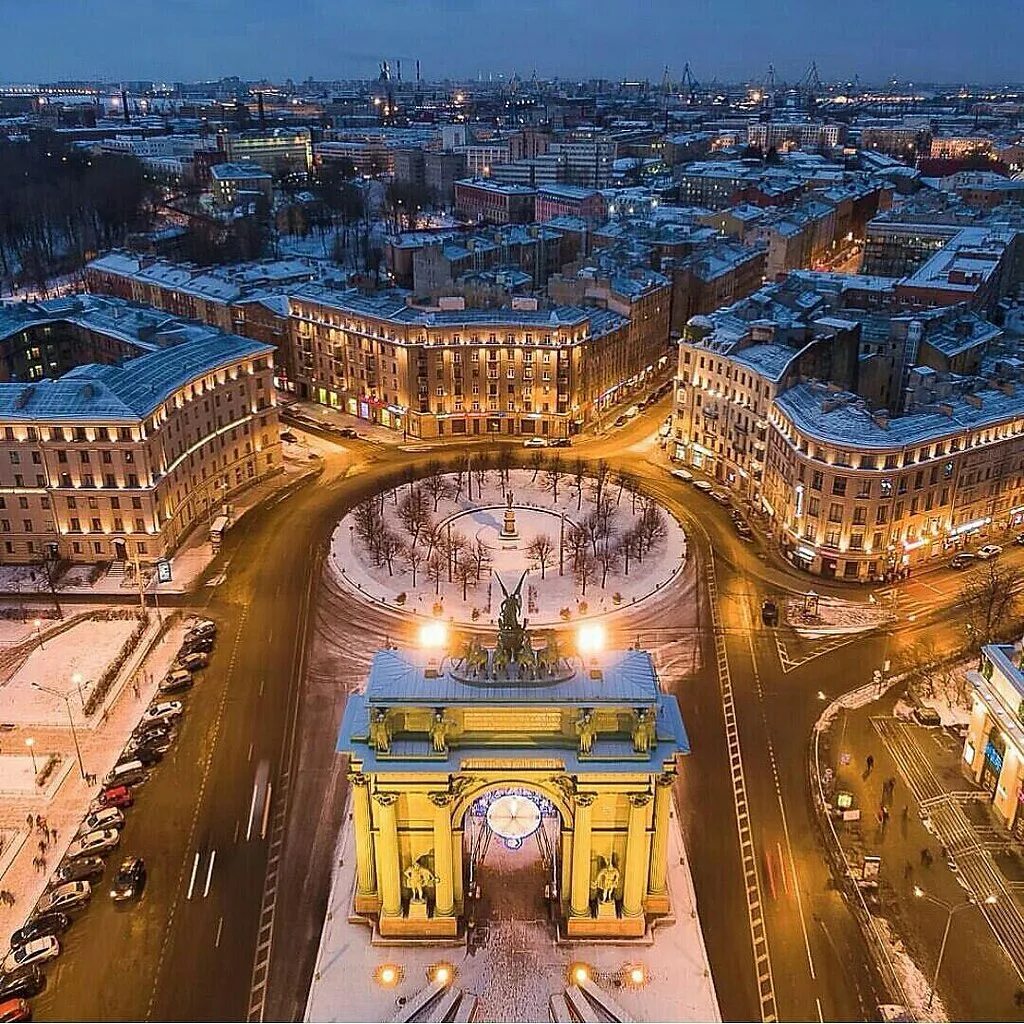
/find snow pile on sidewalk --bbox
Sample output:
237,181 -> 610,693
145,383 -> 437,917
873,916 -> 948,1022
786,595 -> 890,637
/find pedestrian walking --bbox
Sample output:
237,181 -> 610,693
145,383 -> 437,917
25,813 -> 32,829
50,827 -> 57,843
904,862 -> 914,881
901,806 -> 909,822
866,754 -> 875,773
37,838 -> 46,855
920,847 -> 930,866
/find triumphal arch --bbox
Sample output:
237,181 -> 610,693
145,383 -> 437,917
337,580 -> 690,940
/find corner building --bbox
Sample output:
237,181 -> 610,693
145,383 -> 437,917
0,296 -> 280,565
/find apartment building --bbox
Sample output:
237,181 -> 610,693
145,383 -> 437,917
210,163 -> 273,207
0,296 -> 280,566
454,179 -> 537,225
224,127 -> 312,174
286,287 -> 665,439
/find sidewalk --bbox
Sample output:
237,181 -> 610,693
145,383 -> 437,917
817,683 -> 1024,1021
305,794 -> 719,1023
0,614 -> 190,946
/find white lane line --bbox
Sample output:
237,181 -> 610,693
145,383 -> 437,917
186,851 -> 200,900
258,678 -> 265,697
203,849 -> 216,898
234,820 -> 240,844
246,780 -> 259,841
816,997 -> 824,1022
248,741 -> 254,763
215,916 -> 224,948
260,781 -> 273,841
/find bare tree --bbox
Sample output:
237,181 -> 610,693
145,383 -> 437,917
353,498 -> 385,561
423,461 -> 451,512
403,543 -> 424,588
527,533 -> 556,580
377,529 -> 403,577
451,461 -> 467,502
589,459 -> 612,510
575,551 -> 597,597
637,499 -> 667,559
566,524 -> 590,573
397,486 -> 432,548
617,470 -> 638,510
472,463 -> 488,498
620,524 -> 641,576
542,454 -> 566,504
495,447 -> 515,496
598,541 -> 621,588
471,537 -> 492,580
454,557 -> 479,600
427,551 -> 446,595
528,448 -> 547,481
960,561 -> 1022,646
571,457 -> 587,511
442,527 -> 469,583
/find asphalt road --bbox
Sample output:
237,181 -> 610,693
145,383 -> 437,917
12,399 -> 999,1022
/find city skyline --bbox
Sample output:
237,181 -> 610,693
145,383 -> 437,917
3,0 -> 1024,86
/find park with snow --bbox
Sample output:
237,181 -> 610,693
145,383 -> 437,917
330,460 -> 688,627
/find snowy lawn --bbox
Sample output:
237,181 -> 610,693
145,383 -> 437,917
1,618 -> 138,726
331,467 -> 687,626
0,754 -> 64,797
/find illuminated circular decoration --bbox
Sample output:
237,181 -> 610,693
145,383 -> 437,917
485,792 -> 542,842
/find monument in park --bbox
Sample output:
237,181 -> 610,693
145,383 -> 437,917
337,574 -> 690,940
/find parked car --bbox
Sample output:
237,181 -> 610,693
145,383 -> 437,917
110,857 -> 147,902
977,544 -> 1003,561
693,480 -> 713,494
53,857 -> 104,885
761,599 -> 779,627
1,937 -> 59,974
179,636 -> 215,656
35,882 -> 90,917
339,427 -> 358,438
949,552 -> 978,570
128,731 -> 173,756
0,998 -> 30,1022
522,436 -> 548,448
141,702 -> 183,725
10,913 -> 70,947
613,414 -> 628,428
102,761 -> 146,789
550,438 -> 571,448
133,719 -> 174,743
279,431 -> 298,443
77,808 -> 124,836
0,967 -> 45,1002
66,829 -> 120,860
178,652 -> 209,672
734,520 -> 754,540
670,468 -> 693,482
185,621 -> 216,641
93,785 -> 133,810
912,706 -> 943,728
158,672 -> 193,696
125,744 -> 164,767
710,491 -> 731,506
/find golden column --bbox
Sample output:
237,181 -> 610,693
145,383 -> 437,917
373,791 -> 402,920
349,772 -> 378,912
647,773 -> 675,913
569,792 -> 596,918
622,792 -> 652,919
429,792 -> 455,918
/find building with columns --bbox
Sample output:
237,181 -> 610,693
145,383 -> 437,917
963,644 -> 1024,840
337,635 -> 689,940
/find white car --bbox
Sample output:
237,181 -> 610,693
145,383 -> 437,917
142,701 -> 183,724
522,437 -> 548,448
2,935 -> 60,973
693,480 -> 713,493
77,808 -> 124,836
66,828 -> 120,860
36,880 -> 91,915
977,544 -> 1003,561
671,468 -> 694,482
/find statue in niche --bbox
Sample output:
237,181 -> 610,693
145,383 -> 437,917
429,709 -> 449,753
368,708 -> 390,752
404,859 -> 439,903
594,860 -> 620,903
632,707 -> 656,753
575,709 -> 597,755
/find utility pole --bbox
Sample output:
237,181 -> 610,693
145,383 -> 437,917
33,683 -> 87,780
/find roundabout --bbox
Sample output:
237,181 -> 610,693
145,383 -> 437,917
329,466 -> 690,627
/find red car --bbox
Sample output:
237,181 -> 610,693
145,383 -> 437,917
0,998 -> 31,1022
95,785 -> 133,809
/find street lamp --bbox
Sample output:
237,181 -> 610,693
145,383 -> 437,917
32,682 -> 87,781
912,886 -> 997,1009
33,618 -> 44,650
25,737 -> 37,775
71,671 -> 86,708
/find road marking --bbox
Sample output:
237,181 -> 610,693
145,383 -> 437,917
816,996 -> 824,1022
745,626 -> 817,983
258,678 -> 265,697
261,781 -> 273,840
203,849 -> 216,898
247,741 -> 253,762
215,916 -> 224,948
246,780 -> 259,841
234,820 -> 240,844
705,555 -> 778,1024
186,851 -> 200,900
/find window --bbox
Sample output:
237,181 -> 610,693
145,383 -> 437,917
811,470 -> 823,491
832,477 -> 847,496
828,502 -> 843,522
852,506 -> 866,526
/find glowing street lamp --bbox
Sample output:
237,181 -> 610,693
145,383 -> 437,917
577,623 -> 606,657
25,737 -> 37,775
33,617 -> 45,650
418,621 -> 448,650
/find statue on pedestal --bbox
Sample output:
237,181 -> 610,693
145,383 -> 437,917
404,860 -> 439,903
594,861 -> 620,903
369,708 -> 390,752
